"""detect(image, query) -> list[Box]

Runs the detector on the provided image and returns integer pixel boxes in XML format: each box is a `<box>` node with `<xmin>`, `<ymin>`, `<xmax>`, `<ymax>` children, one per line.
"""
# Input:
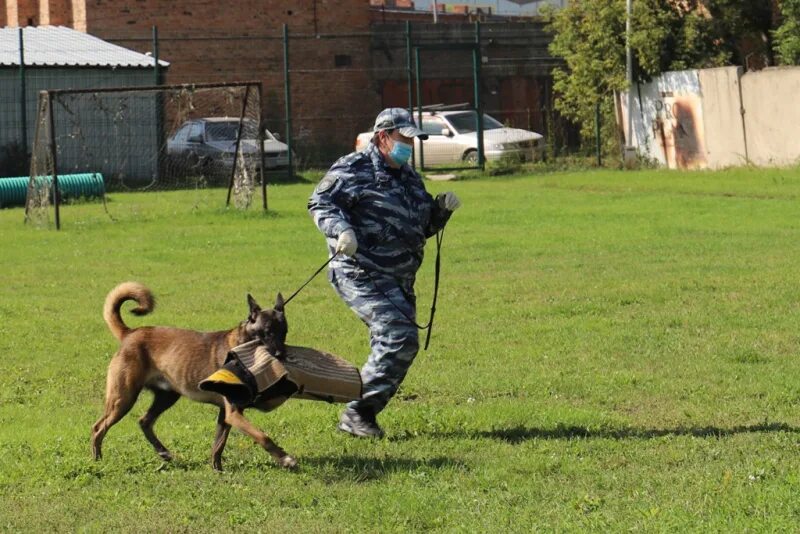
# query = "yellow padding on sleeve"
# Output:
<box><xmin>204</xmin><ymin>369</ymin><xmax>244</xmax><ymax>385</ymax></box>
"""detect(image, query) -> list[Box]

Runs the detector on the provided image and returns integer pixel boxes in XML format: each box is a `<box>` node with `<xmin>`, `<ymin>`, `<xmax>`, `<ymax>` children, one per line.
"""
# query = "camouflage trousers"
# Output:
<box><xmin>329</xmin><ymin>264</ymin><xmax>418</xmax><ymax>415</ymax></box>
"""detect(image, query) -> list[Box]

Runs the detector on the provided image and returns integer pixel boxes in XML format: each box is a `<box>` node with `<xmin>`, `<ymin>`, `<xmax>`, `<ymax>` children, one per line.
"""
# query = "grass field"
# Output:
<box><xmin>1</xmin><ymin>167</ymin><xmax>800</xmax><ymax>531</ymax></box>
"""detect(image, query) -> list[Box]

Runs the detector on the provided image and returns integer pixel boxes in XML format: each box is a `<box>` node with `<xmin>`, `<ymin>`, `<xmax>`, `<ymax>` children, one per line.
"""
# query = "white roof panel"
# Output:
<box><xmin>0</xmin><ymin>25</ymin><xmax>169</xmax><ymax>68</ymax></box>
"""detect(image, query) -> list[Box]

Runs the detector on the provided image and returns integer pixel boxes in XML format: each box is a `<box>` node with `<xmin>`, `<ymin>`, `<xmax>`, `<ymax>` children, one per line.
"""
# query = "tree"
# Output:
<box><xmin>774</xmin><ymin>0</ymin><xmax>800</xmax><ymax>65</ymax></box>
<box><xmin>545</xmin><ymin>0</ymin><xmax>776</xmax><ymax>156</ymax></box>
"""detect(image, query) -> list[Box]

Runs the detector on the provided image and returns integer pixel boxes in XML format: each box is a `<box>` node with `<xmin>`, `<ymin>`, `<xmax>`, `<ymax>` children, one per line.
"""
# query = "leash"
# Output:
<box><xmin>283</xmin><ymin>229</ymin><xmax>445</xmax><ymax>350</ymax></box>
<box><xmin>354</xmin><ymin>229</ymin><xmax>443</xmax><ymax>350</ymax></box>
<box><xmin>283</xmin><ymin>253</ymin><xmax>338</xmax><ymax>305</ymax></box>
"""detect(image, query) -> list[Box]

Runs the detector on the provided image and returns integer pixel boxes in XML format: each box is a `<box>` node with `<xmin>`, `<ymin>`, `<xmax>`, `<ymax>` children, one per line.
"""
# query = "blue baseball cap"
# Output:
<box><xmin>373</xmin><ymin>108</ymin><xmax>428</xmax><ymax>140</ymax></box>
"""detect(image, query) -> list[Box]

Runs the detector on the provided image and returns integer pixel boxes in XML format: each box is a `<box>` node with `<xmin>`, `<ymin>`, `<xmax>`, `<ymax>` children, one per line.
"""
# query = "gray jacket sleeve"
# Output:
<box><xmin>307</xmin><ymin>167</ymin><xmax>359</xmax><ymax>239</ymax></box>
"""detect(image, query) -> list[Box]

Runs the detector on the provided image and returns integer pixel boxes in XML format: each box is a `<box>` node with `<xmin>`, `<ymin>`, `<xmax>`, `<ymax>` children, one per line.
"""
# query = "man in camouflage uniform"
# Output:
<box><xmin>308</xmin><ymin>108</ymin><xmax>461</xmax><ymax>438</ymax></box>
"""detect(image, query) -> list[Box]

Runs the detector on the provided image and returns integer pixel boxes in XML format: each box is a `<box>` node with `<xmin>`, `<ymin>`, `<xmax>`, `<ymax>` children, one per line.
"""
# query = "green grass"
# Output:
<box><xmin>2</xmin><ymin>167</ymin><xmax>800</xmax><ymax>531</ymax></box>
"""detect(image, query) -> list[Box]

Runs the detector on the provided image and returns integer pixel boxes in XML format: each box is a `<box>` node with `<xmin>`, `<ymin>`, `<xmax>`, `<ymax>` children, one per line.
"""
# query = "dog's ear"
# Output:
<box><xmin>247</xmin><ymin>293</ymin><xmax>261</xmax><ymax>321</ymax></box>
<box><xmin>274</xmin><ymin>292</ymin><xmax>285</xmax><ymax>313</ymax></box>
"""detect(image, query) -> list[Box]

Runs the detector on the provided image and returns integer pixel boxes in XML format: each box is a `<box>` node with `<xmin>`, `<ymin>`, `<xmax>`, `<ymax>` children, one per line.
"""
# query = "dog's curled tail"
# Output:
<box><xmin>103</xmin><ymin>282</ymin><xmax>155</xmax><ymax>341</ymax></box>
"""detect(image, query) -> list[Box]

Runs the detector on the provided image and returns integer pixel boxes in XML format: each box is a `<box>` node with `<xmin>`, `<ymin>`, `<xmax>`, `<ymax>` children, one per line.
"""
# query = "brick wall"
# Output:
<box><xmin>82</xmin><ymin>0</ymin><xmax>376</xmax><ymax>164</ymax></box>
<box><xmin>370</xmin><ymin>21</ymin><xmax>561</xmax><ymax>135</ymax></box>
<box><xmin>370</xmin><ymin>7</ymin><xmax>472</xmax><ymax>24</ymax></box>
<box><xmin>287</xmin><ymin>33</ymin><xmax>377</xmax><ymax>161</ymax></box>
<box><xmin>369</xmin><ymin>6</ymin><xmax>513</xmax><ymax>24</ymax></box>
<box><xmin>3</xmin><ymin>1</ymin><xmax>570</xmax><ymax>162</ymax></box>
<box><xmin>86</xmin><ymin>4</ymin><xmax>564</xmax><ymax>161</ymax></box>
<box><xmin>4</xmin><ymin>0</ymin><xmax>77</xmax><ymax>27</ymax></box>
<box><xmin>84</xmin><ymin>0</ymin><xmax>370</xmax><ymax>37</ymax></box>
<box><xmin>43</xmin><ymin>0</ymin><xmax>73</xmax><ymax>26</ymax></box>
<box><xmin>18</xmin><ymin>0</ymin><xmax>39</xmax><ymax>25</ymax></box>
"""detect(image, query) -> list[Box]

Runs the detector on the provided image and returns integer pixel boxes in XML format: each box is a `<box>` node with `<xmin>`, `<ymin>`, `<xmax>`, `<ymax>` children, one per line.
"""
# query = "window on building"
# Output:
<box><xmin>334</xmin><ymin>54</ymin><xmax>352</xmax><ymax>68</ymax></box>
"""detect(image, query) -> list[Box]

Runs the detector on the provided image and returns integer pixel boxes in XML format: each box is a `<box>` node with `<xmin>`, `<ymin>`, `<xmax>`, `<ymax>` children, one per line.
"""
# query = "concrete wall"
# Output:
<box><xmin>622</xmin><ymin>69</ymin><xmax>707</xmax><ymax>169</ymax></box>
<box><xmin>697</xmin><ymin>67</ymin><xmax>747</xmax><ymax>168</ymax></box>
<box><xmin>741</xmin><ymin>67</ymin><xmax>800</xmax><ymax>167</ymax></box>
<box><xmin>622</xmin><ymin>65</ymin><xmax>800</xmax><ymax>169</ymax></box>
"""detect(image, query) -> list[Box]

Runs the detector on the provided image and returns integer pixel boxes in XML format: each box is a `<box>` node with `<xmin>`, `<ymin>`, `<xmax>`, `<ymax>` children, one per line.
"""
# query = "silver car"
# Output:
<box><xmin>355</xmin><ymin>110</ymin><xmax>545</xmax><ymax>166</ymax></box>
<box><xmin>167</xmin><ymin>118</ymin><xmax>291</xmax><ymax>177</ymax></box>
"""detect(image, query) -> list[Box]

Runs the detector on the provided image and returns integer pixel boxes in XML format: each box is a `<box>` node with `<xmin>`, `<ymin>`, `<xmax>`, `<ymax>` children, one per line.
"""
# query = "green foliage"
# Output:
<box><xmin>484</xmin><ymin>152</ymin><xmax>526</xmax><ymax>176</ymax></box>
<box><xmin>774</xmin><ymin>0</ymin><xmax>800</xmax><ymax>65</ymax></box>
<box><xmin>545</xmin><ymin>0</ymin><xmax>774</xmax><ymax>152</ymax></box>
<box><xmin>545</xmin><ymin>0</ymin><xmax>624</xmax><ymax>146</ymax></box>
<box><xmin>3</xmin><ymin>170</ymin><xmax>800</xmax><ymax>530</ymax></box>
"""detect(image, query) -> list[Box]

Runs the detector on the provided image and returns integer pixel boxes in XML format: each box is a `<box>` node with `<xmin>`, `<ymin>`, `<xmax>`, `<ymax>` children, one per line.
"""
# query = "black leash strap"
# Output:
<box><xmin>283</xmin><ymin>229</ymin><xmax>445</xmax><ymax>350</ymax></box>
<box><xmin>424</xmin><ymin>229</ymin><xmax>444</xmax><ymax>350</ymax></box>
<box><xmin>356</xmin><ymin>228</ymin><xmax>444</xmax><ymax>350</ymax></box>
<box><xmin>283</xmin><ymin>253</ymin><xmax>338</xmax><ymax>305</ymax></box>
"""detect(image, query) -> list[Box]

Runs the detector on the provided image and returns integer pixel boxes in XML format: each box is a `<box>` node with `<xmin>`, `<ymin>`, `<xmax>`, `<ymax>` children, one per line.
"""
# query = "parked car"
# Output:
<box><xmin>166</xmin><ymin>117</ymin><xmax>291</xmax><ymax>177</ymax></box>
<box><xmin>262</xmin><ymin>128</ymin><xmax>293</xmax><ymax>170</ymax></box>
<box><xmin>355</xmin><ymin>109</ymin><xmax>545</xmax><ymax>166</ymax></box>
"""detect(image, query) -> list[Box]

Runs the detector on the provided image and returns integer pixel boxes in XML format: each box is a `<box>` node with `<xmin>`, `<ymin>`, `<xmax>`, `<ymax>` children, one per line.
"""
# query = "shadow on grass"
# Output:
<box><xmin>92</xmin><ymin>452</ymin><xmax>466</xmax><ymax>478</ymax></box>
<box><xmin>299</xmin><ymin>454</ymin><xmax>468</xmax><ymax>482</ymax></box>
<box><xmin>398</xmin><ymin>422</ymin><xmax>799</xmax><ymax>444</ymax></box>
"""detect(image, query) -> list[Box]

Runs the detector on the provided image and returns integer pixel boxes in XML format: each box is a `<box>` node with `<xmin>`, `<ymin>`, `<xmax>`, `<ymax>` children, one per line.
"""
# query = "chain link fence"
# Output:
<box><xmin>2</xmin><ymin>21</ymin><xmax>579</xmax><ymax>183</ymax></box>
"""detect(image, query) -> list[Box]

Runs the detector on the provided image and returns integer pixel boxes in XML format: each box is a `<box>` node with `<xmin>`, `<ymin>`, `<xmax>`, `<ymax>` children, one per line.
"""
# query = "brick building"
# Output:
<box><xmin>3</xmin><ymin>0</ymin><xmax>566</xmax><ymax>164</ymax></box>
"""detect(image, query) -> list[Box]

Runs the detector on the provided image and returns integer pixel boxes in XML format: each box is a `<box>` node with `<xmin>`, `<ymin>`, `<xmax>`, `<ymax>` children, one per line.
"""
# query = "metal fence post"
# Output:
<box><xmin>46</xmin><ymin>91</ymin><xmax>61</xmax><ymax>231</ymax></box>
<box><xmin>414</xmin><ymin>47</ymin><xmax>424</xmax><ymax>169</ymax></box>
<box><xmin>406</xmin><ymin>21</ymin><xmax>415</xmax><ymax>169</ymax></box>
<box><xmin>19</xmin><ymin>28</ymin><xmax>28</xmax><ymax>159</ymax></box>
<box><xmin>283</xmin><ymin>24</ymin><xmax>293</xmax><ymax>182</ymax></box>
<box><xmin>473</xmin><ymin>21</ymin><xmax>484</xmax><ymax>169</ymax></box>
<box><xmin>152</xmin><ymin>25</ymin><xmax>163</xmax><ymax>183</ymax></box>
<box><xmin>152</xmin><ymin>26</ymin><xmax>160</xmax><ymax>85</ymax></box>
<box><xmin>256</xmin><ymin>83</ymin><xmax>267</xmax><ymax>211</ymax></box>
<box><xmin>595</xmin><ymin>101</ymin><xmax>602</xmax><ymax>166</ymax></box>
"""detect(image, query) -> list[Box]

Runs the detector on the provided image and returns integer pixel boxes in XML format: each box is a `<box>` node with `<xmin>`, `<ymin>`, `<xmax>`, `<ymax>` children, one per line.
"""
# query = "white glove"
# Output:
<box><xmin>336</xmin><ymin>229</ymin><xmax>358</xmax><ymax>256</ymax></box>
<box><xmin>438</xmin><ymin>191</ymin><xmax>461</xmax><ymax>212</ymax></box>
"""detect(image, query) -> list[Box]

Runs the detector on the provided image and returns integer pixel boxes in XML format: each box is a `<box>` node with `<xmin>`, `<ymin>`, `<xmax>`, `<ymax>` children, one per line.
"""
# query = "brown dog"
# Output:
<box><xmin>91</xmin><ymin>281</ymin><xmax>298</xmax><ymax>471</ymax></box>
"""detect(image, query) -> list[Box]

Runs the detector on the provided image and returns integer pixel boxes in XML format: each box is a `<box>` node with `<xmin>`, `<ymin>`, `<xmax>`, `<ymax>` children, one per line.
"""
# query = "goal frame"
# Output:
<box><xmin>26</xmin><ymin>80</ymin><xmax>267</xmax><ymax>230</ymax></box>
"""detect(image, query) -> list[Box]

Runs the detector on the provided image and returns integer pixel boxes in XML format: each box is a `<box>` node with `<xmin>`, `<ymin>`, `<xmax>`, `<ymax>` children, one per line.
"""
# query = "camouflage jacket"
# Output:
<box><xmin>308</xmin><ymin>142</ymin><xmax>451</xmax><ymax>285</ymax></box>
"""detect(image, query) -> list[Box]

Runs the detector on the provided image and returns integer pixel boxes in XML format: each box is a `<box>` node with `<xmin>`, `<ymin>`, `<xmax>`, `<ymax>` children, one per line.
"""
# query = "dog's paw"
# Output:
<box><xmin>279</xmin><ymin>455</ymin><xmax>298</xmax><ymax>470</ymax></box>
<box><xmin>158</xmin><ymin>450</ymin><xmax>173</xmax><ymax>462</ymax></box>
